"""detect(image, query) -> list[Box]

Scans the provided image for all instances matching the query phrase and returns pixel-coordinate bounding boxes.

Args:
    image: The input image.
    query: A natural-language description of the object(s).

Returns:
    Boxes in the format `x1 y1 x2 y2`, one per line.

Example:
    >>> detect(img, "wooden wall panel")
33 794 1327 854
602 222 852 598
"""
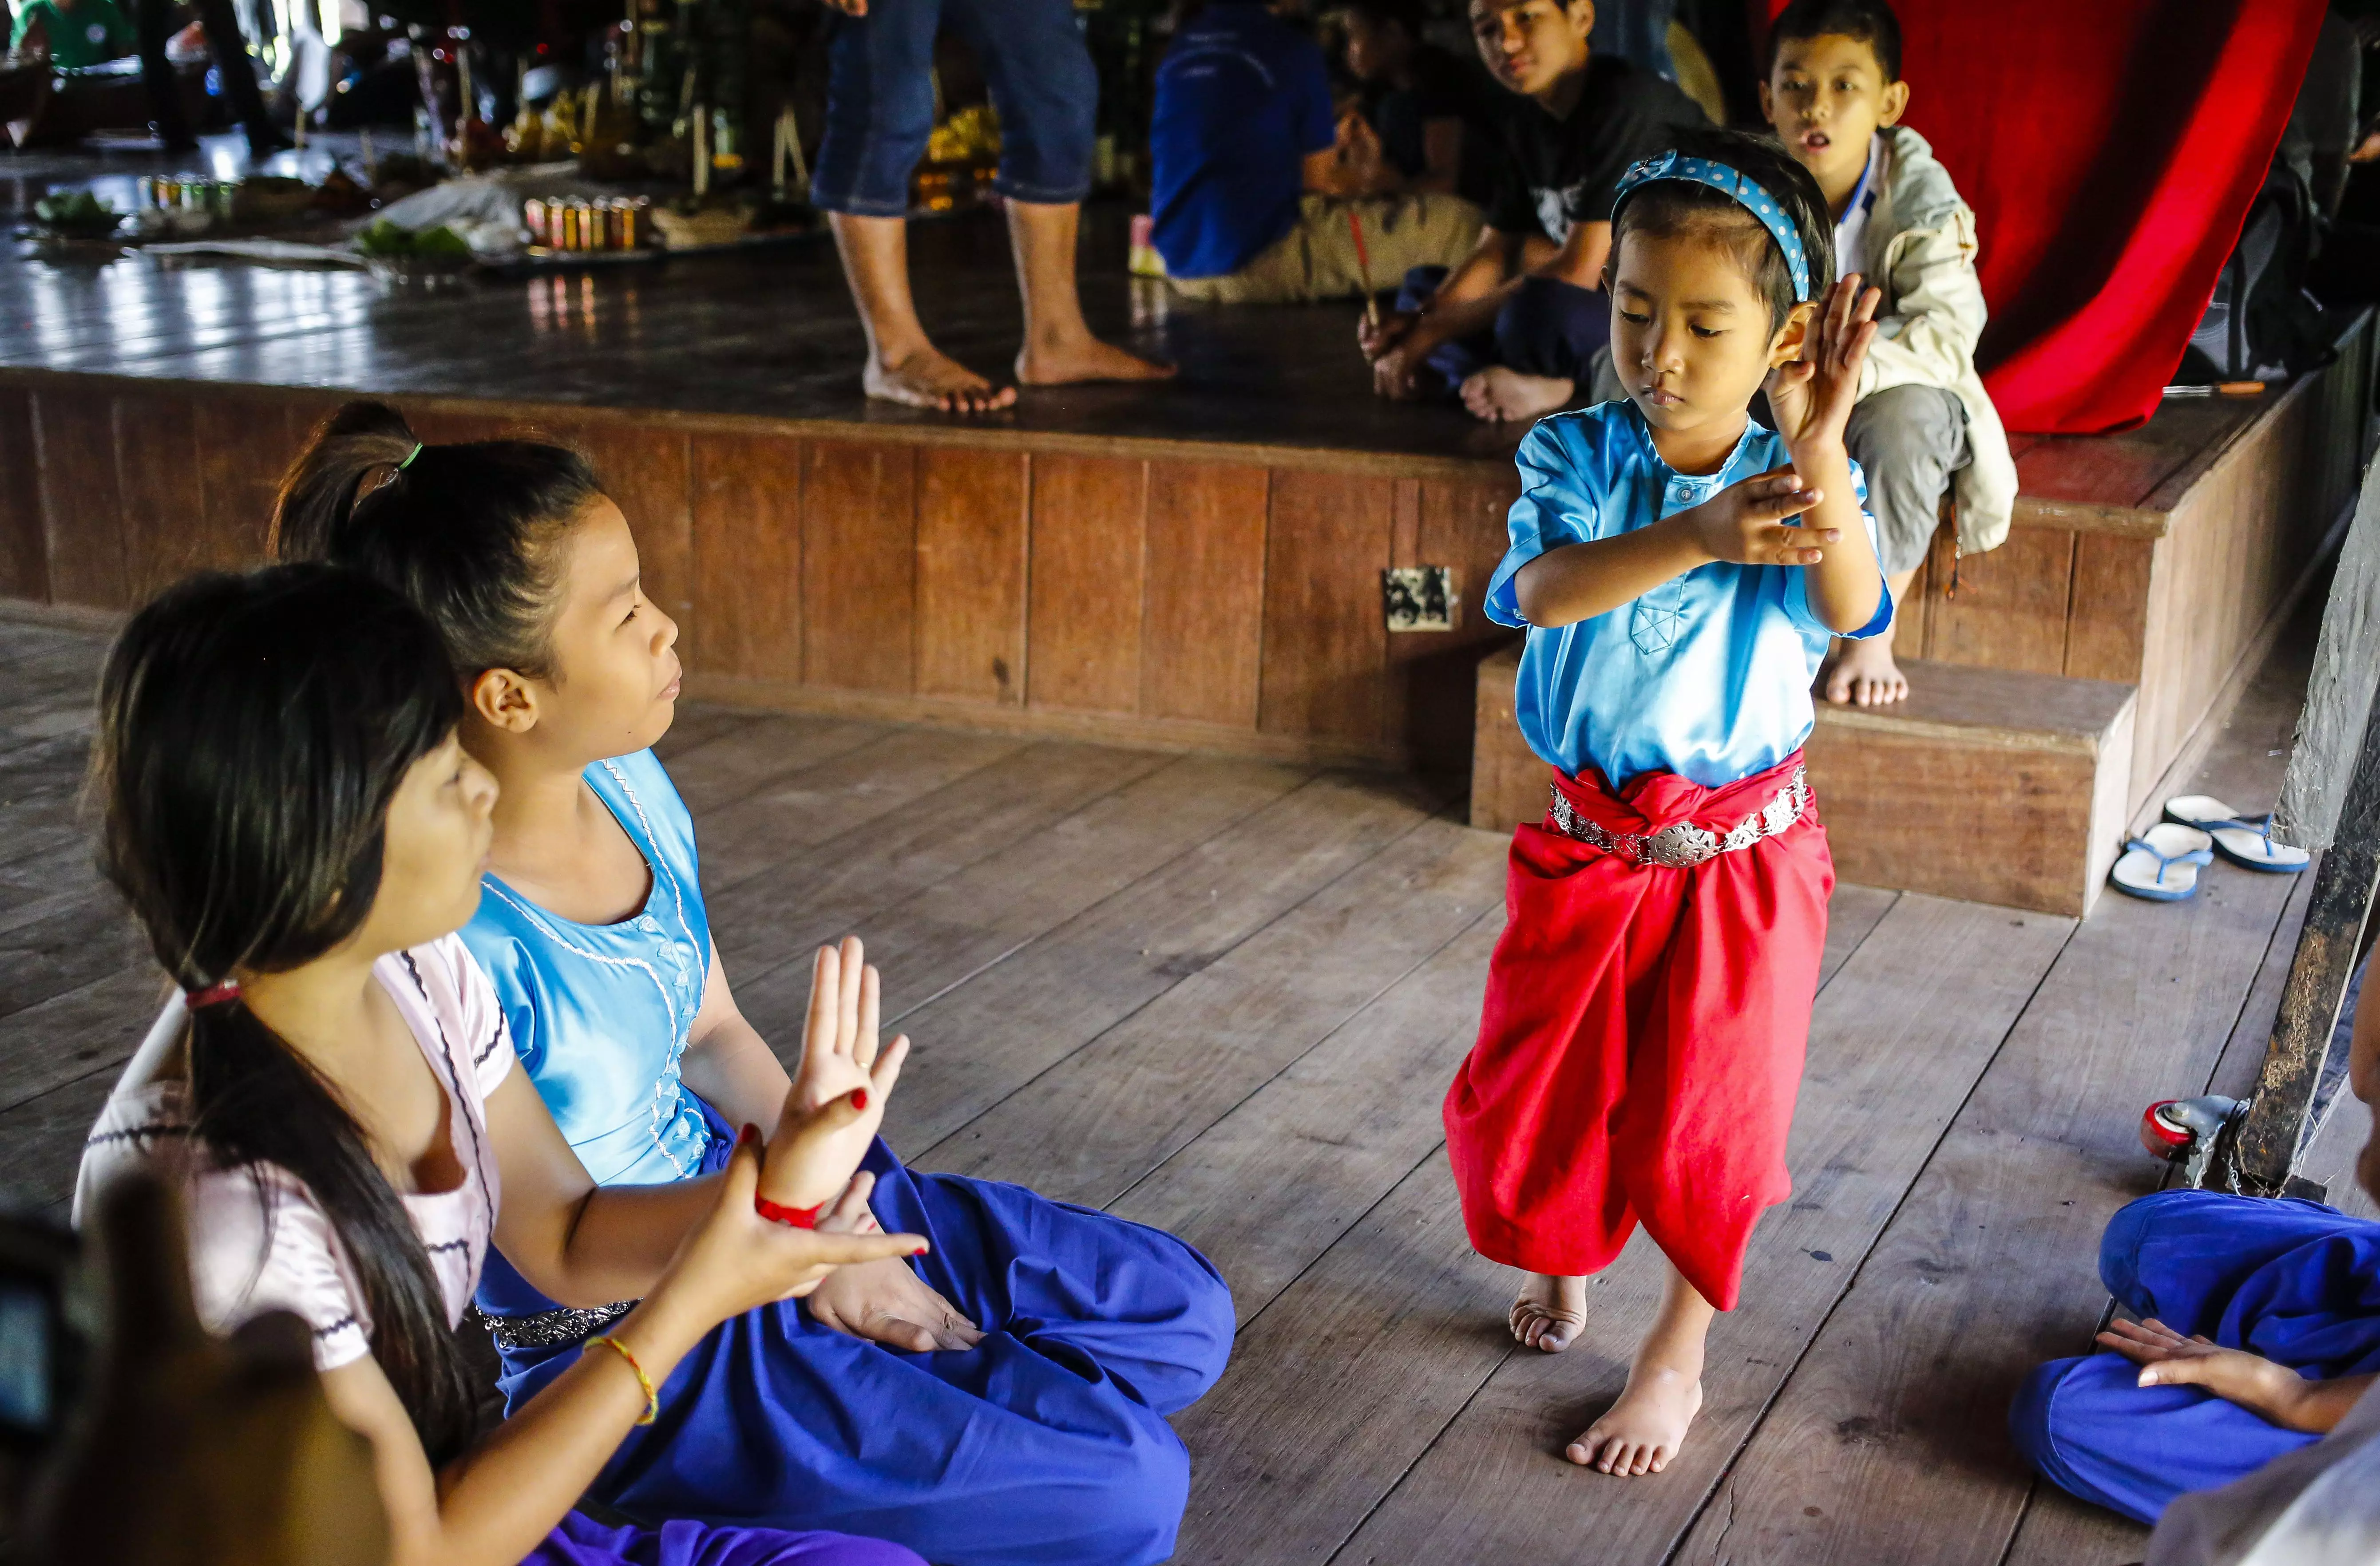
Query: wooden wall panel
1140 461 1268 727
32 388 129 609
916 448 1029 708
0 387 49 602
1259 469 1393 746
112 391 206 605
800 441 916 693
1026 454 1147 716
2063 534 2154 684
689 432 803 682
1923 526 2076 676
1385 474 1521 767
194 391 300 573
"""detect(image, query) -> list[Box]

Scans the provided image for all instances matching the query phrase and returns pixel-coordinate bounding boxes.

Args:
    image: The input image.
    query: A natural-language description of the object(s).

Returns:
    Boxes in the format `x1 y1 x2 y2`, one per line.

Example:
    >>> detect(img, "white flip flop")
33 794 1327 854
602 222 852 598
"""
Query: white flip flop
2162 795 2312 874
2111 823 2216 902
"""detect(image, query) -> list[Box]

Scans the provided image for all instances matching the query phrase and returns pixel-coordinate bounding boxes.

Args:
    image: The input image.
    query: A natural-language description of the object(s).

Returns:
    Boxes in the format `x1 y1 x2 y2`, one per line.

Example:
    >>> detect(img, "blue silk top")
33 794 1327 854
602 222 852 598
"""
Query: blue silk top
461 749 714 1187
1485 401 1891 789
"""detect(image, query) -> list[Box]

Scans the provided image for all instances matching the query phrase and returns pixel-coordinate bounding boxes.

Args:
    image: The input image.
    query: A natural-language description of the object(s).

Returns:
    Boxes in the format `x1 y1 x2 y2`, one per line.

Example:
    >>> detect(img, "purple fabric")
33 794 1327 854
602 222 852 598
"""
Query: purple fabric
529 1513 927 1566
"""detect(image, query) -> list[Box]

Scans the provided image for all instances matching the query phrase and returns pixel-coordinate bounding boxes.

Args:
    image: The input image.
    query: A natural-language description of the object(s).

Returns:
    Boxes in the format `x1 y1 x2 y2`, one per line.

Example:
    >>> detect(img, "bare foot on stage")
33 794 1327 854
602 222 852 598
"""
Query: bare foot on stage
1567 1362 1704 1476
1015 335 1177 388
1461 366 1574 423
1509 1273 1587 1352
863 348 1018 413
1822 633 1909 707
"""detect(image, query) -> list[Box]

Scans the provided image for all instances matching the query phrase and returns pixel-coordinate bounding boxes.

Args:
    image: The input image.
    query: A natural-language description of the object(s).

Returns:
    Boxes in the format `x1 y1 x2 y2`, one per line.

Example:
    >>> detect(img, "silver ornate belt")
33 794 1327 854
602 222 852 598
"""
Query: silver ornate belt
1546 765 1810 870
478 1298 634 1353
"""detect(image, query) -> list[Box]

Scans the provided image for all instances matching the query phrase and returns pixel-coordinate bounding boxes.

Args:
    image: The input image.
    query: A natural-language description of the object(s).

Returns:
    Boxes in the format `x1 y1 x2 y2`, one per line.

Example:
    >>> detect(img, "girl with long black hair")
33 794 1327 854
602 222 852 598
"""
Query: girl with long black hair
273 403 1236 1566
73 564 932 1566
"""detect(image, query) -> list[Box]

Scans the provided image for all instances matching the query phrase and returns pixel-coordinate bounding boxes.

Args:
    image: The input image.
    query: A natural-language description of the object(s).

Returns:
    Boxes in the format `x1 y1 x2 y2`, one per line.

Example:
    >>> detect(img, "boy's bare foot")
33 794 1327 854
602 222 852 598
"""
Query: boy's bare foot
1016 335 1176 387
1461 366 1574 423
1567 1363 1704 1476
863 348 1018 413
1822 634 1909 707
1509 1273 1587 1352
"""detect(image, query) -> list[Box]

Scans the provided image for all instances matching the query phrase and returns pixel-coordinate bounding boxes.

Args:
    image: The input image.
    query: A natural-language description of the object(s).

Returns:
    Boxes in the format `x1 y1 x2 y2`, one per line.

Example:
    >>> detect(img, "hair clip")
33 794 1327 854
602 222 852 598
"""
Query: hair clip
186 980 242 1009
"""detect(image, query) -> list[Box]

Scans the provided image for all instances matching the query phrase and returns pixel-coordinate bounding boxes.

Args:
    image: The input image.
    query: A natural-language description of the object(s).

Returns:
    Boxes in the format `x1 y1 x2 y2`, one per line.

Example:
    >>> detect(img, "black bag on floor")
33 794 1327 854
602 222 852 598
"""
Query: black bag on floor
2177 161 2336 384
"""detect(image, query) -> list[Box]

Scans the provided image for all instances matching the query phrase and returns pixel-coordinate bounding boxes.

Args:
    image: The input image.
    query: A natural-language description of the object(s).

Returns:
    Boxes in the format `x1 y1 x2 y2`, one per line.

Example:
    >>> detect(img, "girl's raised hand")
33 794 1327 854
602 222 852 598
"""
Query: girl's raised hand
759 937 907 1211
670 1126 924 1321
1766 275 1880 453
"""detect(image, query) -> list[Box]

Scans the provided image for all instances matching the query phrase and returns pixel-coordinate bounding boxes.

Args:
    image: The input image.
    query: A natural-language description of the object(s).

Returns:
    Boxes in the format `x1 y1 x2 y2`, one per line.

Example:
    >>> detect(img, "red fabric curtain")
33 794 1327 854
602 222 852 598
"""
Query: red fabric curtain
1758 0 2325 433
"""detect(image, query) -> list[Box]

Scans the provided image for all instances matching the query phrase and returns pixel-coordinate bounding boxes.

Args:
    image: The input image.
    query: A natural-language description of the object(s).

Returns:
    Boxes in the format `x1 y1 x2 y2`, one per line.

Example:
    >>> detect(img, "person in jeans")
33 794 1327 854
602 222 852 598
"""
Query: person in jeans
810 0 1172 410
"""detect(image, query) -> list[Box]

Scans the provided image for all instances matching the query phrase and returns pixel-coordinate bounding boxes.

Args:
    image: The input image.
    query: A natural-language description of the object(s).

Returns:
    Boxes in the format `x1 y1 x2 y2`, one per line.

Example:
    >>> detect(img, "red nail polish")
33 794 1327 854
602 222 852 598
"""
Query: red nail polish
850 1088 869 1112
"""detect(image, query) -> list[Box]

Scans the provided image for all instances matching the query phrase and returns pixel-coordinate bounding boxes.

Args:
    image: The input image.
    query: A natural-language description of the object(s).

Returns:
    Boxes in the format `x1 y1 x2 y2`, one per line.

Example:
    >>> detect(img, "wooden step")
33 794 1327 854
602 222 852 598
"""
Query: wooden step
1470 647 2136 917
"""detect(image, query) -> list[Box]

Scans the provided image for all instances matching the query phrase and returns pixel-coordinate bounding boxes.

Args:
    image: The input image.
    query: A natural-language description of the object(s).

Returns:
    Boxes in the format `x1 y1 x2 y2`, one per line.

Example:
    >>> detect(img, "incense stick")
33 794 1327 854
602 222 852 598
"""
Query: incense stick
1345 203 1379 328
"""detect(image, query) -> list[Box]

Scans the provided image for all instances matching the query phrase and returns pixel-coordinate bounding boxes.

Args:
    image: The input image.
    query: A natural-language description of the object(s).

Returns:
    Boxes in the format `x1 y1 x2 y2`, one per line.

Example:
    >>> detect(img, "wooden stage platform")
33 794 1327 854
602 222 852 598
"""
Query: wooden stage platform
0 194 2372 912
0 594 2351 1565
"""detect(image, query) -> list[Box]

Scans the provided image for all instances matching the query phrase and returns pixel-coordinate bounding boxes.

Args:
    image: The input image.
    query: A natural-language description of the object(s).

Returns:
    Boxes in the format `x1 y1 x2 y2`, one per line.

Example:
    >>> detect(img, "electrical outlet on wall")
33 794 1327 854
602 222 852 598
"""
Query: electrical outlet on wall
1382 566 1459 633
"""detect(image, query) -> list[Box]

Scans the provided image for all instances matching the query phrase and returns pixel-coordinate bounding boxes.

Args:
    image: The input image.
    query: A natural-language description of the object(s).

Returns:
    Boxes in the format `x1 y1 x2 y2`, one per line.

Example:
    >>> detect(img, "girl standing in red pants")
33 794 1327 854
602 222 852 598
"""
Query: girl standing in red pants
1445 127 1887 1478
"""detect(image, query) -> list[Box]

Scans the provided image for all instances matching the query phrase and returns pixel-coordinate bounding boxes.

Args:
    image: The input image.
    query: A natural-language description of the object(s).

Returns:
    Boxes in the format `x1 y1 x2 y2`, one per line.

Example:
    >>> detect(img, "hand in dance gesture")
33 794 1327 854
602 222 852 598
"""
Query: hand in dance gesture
1681 464 1834 568
674 1128 926 1318
759 936 908 1213
1764 273 1880 457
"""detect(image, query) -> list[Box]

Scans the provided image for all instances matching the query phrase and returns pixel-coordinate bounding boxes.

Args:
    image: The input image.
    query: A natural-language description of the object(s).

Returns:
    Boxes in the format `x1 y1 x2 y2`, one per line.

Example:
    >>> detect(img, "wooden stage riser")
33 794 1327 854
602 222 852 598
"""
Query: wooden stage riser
1911 317 2375 813
0 381 1524 769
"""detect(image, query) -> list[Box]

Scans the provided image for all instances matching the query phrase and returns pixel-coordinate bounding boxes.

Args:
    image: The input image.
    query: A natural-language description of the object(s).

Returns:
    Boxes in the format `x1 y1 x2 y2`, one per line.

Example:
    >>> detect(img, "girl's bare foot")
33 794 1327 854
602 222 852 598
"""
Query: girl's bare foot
1015 334 1176 387
1567 1363 1704 1476
1461 366 1574 423
1509 1273 1587 1353
862 348 1018 412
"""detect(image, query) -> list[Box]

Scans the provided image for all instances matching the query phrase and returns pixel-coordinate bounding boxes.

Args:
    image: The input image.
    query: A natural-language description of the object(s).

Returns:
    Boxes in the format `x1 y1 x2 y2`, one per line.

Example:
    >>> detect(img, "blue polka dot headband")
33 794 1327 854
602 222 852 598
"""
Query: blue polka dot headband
1614 150 1812 302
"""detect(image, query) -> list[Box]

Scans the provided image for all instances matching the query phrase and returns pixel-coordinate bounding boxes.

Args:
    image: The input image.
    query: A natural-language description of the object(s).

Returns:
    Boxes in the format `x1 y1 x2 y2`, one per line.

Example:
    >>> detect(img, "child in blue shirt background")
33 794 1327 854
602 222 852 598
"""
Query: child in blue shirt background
1444 126 1890 1480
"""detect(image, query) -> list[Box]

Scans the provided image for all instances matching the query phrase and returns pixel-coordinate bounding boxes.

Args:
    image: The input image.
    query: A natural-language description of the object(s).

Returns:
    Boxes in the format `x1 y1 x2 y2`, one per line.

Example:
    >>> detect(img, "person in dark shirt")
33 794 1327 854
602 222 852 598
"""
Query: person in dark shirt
1336 0 1500 205
1151 0 1483 302
1359 0 1705 422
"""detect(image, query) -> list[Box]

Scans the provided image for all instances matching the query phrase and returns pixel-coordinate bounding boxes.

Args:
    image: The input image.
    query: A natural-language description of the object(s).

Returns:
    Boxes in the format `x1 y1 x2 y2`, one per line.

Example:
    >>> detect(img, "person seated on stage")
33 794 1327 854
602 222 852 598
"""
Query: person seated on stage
74 562 934 1566
1360 0 1706 424
2010 975 2380 1549
1148 0 1483 304
1761 0 2016 708
808 0 1170 411
271 403 1237 1566
1335 0 1501 206
10 0 136 69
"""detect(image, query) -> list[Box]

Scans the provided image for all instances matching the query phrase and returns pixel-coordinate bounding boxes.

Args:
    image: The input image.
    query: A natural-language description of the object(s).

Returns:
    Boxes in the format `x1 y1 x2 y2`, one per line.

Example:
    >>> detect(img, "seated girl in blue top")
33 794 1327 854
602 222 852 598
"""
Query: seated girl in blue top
272 404 1236 1566
1443 126 1892 1479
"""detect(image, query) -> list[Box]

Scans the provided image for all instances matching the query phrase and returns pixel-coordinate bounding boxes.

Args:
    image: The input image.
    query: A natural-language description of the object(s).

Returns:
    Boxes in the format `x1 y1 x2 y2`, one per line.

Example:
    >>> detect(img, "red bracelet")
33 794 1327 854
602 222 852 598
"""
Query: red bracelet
754 1194 823 1229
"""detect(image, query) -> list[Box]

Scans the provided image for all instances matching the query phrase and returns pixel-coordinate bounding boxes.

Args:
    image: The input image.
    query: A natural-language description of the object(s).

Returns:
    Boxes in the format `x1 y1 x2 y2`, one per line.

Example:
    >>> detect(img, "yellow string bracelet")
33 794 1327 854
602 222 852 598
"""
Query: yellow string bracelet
585 1334 657 1425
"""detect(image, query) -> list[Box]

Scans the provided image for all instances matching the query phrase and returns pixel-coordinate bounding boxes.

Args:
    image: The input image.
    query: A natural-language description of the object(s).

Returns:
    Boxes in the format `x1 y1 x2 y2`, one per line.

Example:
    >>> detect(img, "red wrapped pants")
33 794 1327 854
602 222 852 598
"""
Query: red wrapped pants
1443 751 1832 1312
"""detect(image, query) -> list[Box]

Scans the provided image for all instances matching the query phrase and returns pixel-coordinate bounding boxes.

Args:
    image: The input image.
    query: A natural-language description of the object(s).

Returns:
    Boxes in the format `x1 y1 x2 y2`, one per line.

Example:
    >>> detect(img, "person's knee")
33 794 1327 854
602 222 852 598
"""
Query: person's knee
2008 1356 2078 1467
986 36 1095 200
1075 1421 1192 1566
1495 276 1608 382
1847 385 1964 481
1176 1253 1238 1397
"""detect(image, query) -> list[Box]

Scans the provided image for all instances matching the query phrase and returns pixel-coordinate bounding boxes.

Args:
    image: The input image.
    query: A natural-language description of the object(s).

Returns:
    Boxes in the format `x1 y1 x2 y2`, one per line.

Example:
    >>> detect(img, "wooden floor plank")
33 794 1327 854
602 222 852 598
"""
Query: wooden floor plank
0 883 149 1024
0 965 166 1114
0 1062 122 1211
919 813 1505 1207
650 710 900 817
722 755 1318 1080
1316 897 2073 1566
1671 874 2302 1566
1114 912 1501 1324
703 739 1170 976
650 701 756 762
1821 885 1897 990
2000 1478 2153 1566
878 772 1457 1160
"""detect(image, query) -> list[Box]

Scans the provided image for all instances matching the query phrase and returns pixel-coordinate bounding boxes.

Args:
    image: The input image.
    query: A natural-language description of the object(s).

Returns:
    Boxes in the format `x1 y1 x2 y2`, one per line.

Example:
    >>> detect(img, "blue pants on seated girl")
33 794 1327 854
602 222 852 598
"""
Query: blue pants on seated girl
2011 1189 2380 1523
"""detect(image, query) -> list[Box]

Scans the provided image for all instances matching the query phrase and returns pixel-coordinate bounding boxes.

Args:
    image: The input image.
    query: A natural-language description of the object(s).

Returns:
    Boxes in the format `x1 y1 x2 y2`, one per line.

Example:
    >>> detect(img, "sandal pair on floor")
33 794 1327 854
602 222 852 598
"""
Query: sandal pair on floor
2110 796 2312 902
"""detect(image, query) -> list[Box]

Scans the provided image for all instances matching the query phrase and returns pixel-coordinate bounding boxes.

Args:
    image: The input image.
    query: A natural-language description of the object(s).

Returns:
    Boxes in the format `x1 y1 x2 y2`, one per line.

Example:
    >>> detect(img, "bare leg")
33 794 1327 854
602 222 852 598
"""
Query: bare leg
829 211 1016 412
1566 1258 1711 1476
1511 1272 1587 1353
1822 566 1919 708
1007 198 1175 387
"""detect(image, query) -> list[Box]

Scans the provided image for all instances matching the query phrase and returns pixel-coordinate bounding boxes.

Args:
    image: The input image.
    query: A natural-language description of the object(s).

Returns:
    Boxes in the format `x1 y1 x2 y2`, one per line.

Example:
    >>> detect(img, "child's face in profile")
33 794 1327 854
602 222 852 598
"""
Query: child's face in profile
518 498 683 762
1609 225 1806 443
1341 12 1410 83
1761 33 1909 197
1469 0 1591 99
363 731 500 956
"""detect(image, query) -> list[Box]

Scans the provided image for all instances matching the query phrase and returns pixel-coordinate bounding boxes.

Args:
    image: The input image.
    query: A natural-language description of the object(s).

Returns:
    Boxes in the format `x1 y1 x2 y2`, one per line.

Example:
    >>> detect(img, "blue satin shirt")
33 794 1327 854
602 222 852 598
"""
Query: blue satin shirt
462 749 714 1186
1485 401 1892 789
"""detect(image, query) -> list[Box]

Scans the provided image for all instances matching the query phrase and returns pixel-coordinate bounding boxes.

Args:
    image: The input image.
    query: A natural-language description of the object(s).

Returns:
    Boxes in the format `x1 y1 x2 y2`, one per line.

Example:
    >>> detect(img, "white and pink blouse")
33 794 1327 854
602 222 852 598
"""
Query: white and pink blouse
72 934 514 1371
